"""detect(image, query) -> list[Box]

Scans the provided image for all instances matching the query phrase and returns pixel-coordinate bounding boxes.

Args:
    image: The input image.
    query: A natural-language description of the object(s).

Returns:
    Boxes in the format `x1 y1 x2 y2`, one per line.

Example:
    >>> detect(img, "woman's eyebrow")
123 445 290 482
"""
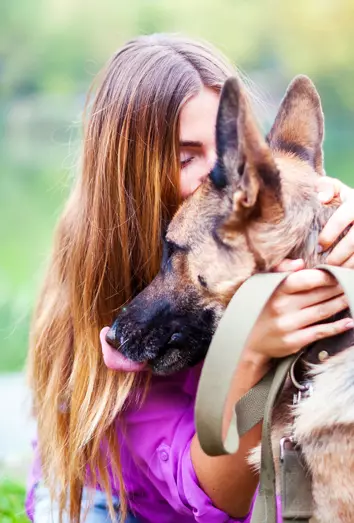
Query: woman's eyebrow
179 140 203 148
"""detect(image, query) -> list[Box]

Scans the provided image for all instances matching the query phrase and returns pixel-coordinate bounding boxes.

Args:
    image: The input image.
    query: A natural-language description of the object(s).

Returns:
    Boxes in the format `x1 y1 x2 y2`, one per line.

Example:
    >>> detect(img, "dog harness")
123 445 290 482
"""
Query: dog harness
195 265 354 523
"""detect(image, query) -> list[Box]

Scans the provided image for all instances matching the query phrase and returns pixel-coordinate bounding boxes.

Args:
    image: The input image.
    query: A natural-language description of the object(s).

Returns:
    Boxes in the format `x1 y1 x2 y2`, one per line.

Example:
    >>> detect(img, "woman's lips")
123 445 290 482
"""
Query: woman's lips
100 327 147 372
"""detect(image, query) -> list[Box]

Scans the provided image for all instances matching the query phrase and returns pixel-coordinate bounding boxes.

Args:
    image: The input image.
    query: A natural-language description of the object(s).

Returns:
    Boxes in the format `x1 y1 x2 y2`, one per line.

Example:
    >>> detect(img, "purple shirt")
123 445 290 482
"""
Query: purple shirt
25 362 281 522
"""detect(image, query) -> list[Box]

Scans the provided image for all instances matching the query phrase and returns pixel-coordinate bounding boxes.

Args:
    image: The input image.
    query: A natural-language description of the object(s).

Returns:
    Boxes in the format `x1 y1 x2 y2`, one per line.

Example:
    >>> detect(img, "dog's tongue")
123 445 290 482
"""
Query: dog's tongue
100 327 147 372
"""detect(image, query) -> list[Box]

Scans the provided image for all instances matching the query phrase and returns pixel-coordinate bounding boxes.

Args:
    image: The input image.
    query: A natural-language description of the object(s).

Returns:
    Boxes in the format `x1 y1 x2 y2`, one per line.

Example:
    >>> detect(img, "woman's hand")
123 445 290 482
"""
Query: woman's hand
243 262 354 366
317 176 354 267
243 176 354 367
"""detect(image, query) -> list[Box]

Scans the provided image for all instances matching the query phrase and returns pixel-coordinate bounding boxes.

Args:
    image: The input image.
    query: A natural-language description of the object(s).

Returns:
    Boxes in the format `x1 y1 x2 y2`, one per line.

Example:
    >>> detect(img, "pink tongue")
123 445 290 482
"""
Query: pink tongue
100 327 147 372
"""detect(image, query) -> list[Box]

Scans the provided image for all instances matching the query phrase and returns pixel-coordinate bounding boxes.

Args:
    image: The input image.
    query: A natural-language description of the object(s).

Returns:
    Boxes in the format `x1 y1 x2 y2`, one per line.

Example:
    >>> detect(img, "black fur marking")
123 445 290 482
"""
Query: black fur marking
216 119 238 159
237 161 246 177
258 162 282 194
270 138 313 164
216 85 239 160
209 160 228 189
198 275 208 288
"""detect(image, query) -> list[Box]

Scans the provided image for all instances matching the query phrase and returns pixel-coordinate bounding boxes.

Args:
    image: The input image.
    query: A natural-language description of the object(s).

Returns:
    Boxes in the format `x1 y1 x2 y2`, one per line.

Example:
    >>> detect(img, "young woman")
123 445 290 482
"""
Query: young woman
25 33 354 523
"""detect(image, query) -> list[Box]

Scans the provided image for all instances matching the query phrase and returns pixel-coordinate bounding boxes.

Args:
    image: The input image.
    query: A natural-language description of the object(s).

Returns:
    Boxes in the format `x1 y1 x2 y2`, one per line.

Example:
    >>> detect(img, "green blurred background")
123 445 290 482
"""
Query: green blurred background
1 0 354 373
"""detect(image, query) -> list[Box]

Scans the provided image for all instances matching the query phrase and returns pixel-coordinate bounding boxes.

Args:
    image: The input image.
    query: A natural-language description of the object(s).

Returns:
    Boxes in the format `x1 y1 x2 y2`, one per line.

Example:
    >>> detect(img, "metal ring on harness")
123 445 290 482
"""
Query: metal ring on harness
289 357 309 392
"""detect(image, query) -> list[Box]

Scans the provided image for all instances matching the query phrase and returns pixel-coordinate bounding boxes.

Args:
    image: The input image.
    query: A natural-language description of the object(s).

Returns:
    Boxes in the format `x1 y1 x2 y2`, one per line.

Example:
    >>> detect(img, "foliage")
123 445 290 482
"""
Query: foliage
0 479 29 523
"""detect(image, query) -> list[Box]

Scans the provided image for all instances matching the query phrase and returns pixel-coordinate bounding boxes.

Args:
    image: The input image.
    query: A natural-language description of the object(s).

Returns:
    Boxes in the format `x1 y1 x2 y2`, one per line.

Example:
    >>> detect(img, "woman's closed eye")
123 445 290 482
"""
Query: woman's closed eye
180 151 197 169
181 157 194 169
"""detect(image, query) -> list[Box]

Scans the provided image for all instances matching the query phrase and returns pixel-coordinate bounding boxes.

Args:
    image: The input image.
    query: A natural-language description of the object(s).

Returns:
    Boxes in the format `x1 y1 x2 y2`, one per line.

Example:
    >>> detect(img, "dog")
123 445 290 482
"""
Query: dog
106 75 354 522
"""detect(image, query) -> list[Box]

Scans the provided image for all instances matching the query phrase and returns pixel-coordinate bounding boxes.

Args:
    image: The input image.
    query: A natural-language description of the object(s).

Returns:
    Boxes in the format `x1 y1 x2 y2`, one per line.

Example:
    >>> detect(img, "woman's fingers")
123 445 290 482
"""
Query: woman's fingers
326 225 354 266
319 200 354 252
279 269 337 294
273 259 305 272
282 317 354 353
315 177 354 256
279 293 349 333
271 284 344 314
315 176 344 204
342 254 354 269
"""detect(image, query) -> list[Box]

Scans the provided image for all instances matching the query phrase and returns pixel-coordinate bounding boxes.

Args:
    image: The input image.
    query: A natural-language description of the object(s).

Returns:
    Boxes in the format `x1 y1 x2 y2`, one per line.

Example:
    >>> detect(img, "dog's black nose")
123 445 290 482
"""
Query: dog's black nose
168 332 185 347
105 326 120 349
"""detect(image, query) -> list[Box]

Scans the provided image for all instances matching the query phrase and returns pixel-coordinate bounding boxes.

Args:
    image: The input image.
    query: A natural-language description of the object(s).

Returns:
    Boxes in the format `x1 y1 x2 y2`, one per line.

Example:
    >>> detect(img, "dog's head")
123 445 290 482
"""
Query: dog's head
107 75 334 375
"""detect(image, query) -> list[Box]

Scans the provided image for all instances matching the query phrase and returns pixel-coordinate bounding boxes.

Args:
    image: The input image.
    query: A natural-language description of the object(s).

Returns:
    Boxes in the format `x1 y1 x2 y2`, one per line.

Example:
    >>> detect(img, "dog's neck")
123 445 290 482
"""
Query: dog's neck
288 203 341 267
246 182 342 272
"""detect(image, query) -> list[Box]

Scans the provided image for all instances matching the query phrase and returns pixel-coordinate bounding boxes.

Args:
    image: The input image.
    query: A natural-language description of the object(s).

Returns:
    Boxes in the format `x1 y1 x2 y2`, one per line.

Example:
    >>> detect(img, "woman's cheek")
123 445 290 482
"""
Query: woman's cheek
180 160 209 199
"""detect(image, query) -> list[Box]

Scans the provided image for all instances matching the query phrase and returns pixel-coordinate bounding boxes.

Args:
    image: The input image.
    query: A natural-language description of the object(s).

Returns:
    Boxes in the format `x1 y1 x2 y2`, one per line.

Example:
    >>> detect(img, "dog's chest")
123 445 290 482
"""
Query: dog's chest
287 347 354 523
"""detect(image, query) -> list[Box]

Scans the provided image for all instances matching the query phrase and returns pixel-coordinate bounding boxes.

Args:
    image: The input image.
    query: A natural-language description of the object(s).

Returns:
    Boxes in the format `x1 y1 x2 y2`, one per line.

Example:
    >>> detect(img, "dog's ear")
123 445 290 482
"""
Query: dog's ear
267 75 324 175
211 76 283 222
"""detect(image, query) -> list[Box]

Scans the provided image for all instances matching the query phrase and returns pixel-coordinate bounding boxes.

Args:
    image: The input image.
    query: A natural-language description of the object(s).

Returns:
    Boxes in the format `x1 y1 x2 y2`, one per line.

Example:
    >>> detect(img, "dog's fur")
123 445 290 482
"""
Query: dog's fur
108 75 354 521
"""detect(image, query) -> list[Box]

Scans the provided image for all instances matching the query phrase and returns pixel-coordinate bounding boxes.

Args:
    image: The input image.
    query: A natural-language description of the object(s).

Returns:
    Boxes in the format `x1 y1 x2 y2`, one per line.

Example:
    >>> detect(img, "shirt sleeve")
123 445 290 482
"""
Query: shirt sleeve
150 404 255 522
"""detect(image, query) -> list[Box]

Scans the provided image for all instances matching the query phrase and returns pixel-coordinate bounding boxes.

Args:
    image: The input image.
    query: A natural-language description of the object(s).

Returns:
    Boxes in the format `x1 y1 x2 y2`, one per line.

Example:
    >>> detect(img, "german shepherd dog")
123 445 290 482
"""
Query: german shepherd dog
107 76 354 522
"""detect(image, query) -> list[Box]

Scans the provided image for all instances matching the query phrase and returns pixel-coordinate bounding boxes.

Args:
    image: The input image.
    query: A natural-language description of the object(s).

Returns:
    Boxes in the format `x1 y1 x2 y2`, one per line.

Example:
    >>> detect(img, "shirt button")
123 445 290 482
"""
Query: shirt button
160 450 169 462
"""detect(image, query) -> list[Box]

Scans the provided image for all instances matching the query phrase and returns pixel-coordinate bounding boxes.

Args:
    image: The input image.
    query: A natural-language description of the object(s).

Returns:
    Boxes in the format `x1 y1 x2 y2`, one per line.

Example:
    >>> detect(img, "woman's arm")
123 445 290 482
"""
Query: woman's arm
191 354 270 519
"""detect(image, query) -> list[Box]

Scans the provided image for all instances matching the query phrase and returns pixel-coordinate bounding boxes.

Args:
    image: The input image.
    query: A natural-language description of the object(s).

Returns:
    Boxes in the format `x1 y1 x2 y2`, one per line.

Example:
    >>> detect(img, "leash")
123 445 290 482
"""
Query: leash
195 265 354 523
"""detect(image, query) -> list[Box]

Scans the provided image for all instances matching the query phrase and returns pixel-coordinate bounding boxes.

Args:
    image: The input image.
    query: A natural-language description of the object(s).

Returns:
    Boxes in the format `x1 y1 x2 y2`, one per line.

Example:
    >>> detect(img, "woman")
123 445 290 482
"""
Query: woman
25 33 354 523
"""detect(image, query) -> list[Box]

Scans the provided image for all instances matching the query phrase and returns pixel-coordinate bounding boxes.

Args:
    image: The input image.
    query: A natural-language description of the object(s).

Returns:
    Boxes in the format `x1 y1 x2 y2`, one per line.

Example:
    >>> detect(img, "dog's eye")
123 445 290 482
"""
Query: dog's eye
161 239 189 271
212 228 233 252
161 241 174 268
198 275 208 289
163 240 175 259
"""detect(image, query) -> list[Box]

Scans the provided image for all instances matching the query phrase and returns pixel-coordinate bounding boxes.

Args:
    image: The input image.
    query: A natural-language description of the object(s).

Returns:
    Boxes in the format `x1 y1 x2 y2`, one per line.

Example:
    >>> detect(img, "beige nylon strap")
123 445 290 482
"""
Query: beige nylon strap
235 367 276 437
195 271 291 456
195 265 354 523
250 355 296 523
317 265 354 312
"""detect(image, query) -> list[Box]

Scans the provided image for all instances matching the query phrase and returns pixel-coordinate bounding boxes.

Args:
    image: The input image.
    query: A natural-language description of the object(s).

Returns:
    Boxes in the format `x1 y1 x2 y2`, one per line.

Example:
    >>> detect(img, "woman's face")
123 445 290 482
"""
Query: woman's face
179 87 220 199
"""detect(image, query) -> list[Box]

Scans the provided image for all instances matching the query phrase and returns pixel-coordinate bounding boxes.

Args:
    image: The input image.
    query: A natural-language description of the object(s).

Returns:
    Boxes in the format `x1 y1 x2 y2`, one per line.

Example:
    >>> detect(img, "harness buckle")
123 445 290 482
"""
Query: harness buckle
280 436 295 462
292 383 313 405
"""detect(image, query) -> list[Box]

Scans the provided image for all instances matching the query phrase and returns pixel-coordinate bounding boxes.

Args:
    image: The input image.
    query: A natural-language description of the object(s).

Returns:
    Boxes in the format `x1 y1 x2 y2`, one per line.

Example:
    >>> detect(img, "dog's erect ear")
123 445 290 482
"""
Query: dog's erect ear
267 75 324 175
211 76 282 222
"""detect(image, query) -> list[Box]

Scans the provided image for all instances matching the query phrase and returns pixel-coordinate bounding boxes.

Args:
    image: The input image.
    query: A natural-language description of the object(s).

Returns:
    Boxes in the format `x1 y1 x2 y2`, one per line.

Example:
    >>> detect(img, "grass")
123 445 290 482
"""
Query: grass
0 479 30 523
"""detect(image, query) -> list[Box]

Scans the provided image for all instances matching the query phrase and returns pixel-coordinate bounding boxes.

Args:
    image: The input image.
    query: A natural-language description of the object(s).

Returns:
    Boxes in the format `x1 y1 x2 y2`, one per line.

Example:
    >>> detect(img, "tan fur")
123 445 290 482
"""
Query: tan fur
162 76 352 521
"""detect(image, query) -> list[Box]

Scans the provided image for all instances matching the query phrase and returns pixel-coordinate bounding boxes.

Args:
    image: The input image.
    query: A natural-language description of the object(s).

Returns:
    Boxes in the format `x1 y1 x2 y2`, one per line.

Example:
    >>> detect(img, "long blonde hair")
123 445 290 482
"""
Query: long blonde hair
26 34 249 522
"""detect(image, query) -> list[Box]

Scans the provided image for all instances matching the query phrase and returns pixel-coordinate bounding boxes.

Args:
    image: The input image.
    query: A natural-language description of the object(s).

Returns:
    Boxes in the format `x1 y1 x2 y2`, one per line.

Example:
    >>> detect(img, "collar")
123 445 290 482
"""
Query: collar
292 310 354 385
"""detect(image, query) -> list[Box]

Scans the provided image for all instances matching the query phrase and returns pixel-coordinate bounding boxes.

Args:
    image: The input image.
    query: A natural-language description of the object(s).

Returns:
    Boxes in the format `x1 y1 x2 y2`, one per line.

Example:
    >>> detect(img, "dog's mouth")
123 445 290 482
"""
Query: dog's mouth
101 326 189 375
100 327 148 372
101 321 213 376
148 347 195 375
102 293 218 375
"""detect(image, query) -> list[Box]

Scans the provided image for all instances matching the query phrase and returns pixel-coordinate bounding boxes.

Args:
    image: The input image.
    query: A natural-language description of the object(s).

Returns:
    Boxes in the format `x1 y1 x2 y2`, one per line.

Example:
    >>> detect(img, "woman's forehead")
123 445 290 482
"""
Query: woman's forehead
179 87 220 147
